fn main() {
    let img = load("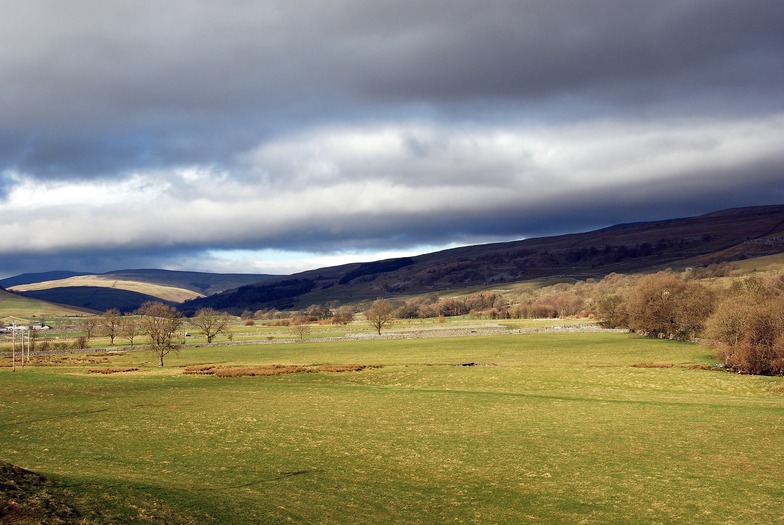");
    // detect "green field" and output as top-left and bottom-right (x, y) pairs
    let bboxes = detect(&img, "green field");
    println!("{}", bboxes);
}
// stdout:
(2, 332), (783, 524)
(0, 289), (92, 319)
